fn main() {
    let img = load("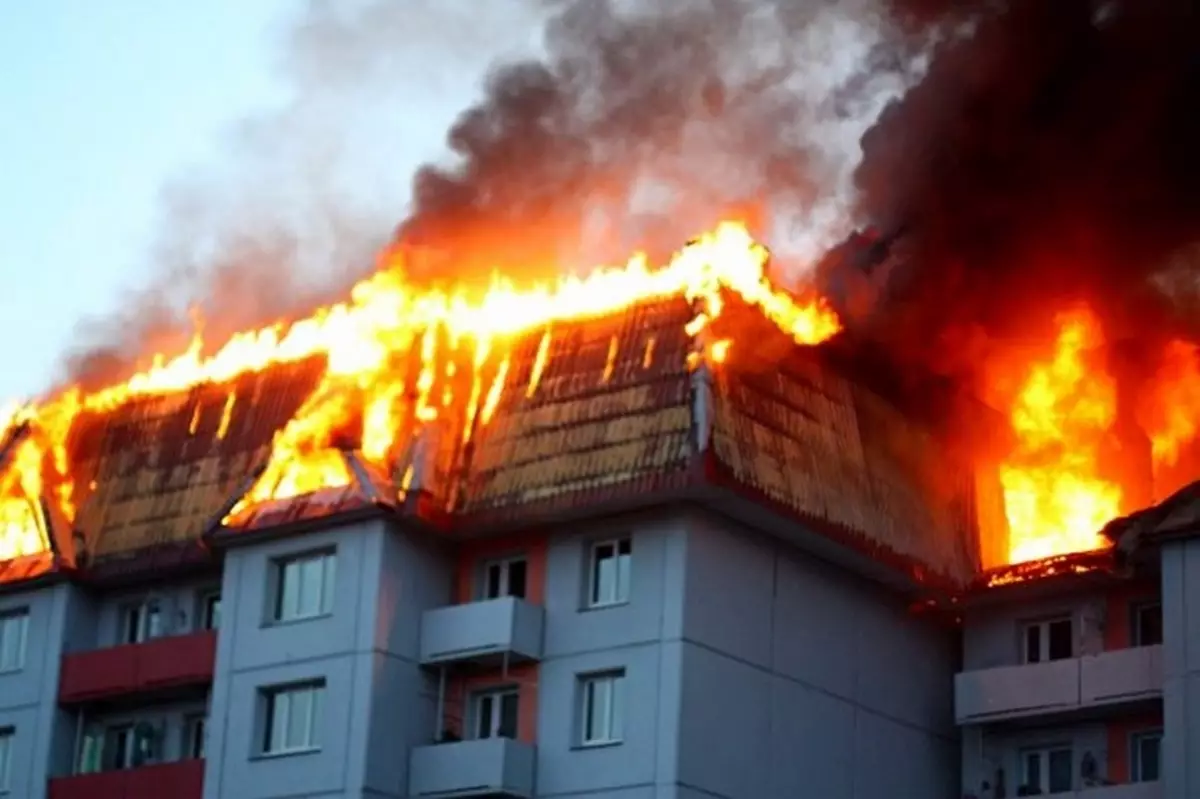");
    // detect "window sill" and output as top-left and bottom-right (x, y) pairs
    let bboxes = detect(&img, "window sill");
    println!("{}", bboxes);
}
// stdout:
(572, 739), (623, 751)
(261, 612), (333, 629)
(581, 600), (629, 613)
(0, 666), (23, 676)
(251, 746), (321, 761)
